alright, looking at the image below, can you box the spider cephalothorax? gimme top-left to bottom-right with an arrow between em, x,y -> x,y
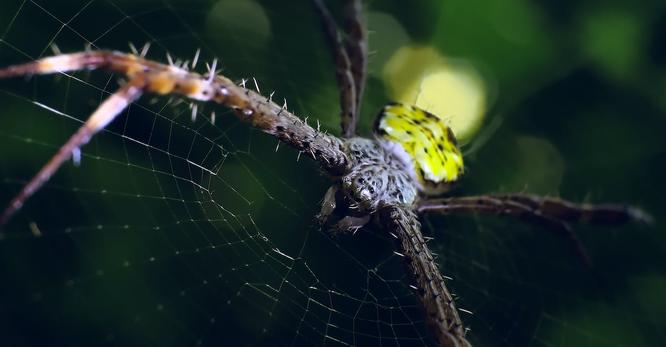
317,136 -> 417,233
341,137 -> 417,211
323,102 -> 465,232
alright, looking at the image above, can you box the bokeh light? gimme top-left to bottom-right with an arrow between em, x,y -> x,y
382,45 -> 486,141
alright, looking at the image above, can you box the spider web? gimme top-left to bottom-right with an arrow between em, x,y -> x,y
0,1 -> 663,347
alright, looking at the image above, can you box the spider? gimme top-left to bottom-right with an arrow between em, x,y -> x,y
0,1 -> 651,346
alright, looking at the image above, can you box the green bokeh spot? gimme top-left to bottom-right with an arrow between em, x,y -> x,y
580,9 -> 643,80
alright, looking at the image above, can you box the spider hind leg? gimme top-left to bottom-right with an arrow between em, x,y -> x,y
418,194 -> 652,267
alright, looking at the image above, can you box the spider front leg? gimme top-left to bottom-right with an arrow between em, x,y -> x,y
0,51 -> 351,226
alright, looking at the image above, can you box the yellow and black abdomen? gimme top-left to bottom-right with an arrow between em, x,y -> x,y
374,103 -> 464,195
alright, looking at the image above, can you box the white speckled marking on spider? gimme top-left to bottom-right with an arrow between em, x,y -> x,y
341,137 -> 418,213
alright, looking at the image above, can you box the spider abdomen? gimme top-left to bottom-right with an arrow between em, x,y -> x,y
374,103 -> 464,195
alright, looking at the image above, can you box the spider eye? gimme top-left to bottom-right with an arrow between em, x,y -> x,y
373,103 -> 464,194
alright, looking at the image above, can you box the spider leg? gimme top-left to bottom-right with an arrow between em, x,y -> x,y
490,193 -> 653,226
312,0 -> 357,138
333,215 -> 370,234
417,194 -> 651,266
317,185 -> 338,224
0,51 -> 351,225
0,79 -> 145,226
379,206 -> 472,347
0,52 -> 163,80
417,194 -> 651,226
343,0 -> 367,118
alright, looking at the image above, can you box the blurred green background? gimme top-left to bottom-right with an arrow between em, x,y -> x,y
0,0 -> 664,346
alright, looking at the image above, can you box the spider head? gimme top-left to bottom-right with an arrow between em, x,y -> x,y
373,103 -> 464,195
341,138 -> 417,213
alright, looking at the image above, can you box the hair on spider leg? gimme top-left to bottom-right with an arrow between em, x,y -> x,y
71,147 -> 82,167
460,114 -> 504,158
190,103 -> 198,122
458,308 -> 474,316
165,52 -> 174,66
191,48 -> 201,69
206,59 -> 218,82
170,98 -> 185,107
140,42 -> 151,58
128,42 -> 139,55
50,43 -> 62,56
252,77 -> 260,93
